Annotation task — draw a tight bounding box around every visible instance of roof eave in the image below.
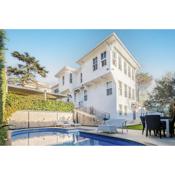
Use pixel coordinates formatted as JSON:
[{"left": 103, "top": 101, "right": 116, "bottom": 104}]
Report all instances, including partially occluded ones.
[
  {"left": 76, "top": 34, "right": 114, "bottom": 65},
  {"left": 55, "top": 66, "right": 76, "bottom": 78},
  {"left": 76, "top": 32, "right": 141, "bottom": 69},
  {"left": 112, "top": 33, "right": 141, "bottom": 69}
]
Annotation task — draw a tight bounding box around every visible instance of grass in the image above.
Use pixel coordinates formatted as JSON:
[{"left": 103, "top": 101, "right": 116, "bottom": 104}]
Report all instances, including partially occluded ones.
[
  {"left": 127, "top": 124, "right": 143, "bottom": 130},
  {"left": 0, "top": 127, "right": 7, "bottom": 145}
]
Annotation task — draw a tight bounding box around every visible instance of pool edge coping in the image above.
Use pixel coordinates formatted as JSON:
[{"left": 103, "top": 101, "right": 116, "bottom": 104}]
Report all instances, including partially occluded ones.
[{"left": 8, "top": 127, "right": 150, "bottom": 146}]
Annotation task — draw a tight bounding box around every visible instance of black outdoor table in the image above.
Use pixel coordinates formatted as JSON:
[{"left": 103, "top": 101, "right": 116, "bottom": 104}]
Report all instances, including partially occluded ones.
[
  {"left": 160, "top": 117, "right": 171, "bottom": 137},
  {"left": 143, "top": 115, "right": 172, "bottom": 137}
]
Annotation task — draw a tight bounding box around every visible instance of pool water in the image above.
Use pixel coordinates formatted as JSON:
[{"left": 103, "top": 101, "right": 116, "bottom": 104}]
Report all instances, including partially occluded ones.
[{"left": 11, "top": 128, "right": 143, "bottom": 146}]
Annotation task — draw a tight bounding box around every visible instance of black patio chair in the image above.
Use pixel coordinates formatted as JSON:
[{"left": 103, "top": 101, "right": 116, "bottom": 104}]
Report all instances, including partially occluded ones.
[
  {"left": 169, "top": 116, "right": 175, "bottom": 137},
  {"left": 145, "top": 115, "right": 165, "bottom": 138},
  {"left": 140, "top": 116, "right": 145, "bottom": 135}
]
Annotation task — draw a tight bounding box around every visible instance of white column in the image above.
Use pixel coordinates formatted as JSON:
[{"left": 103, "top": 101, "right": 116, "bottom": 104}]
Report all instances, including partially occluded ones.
[{"left": 107, "top": 44, "right": 113, "bottom": 71}]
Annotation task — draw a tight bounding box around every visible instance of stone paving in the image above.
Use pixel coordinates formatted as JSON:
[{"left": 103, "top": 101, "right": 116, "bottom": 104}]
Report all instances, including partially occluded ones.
[{"left": 78, "top": 126, "right": 175, "bottom": 146}]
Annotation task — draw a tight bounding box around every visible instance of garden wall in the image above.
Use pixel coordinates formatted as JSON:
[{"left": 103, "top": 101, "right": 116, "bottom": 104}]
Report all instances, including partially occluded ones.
[
  {"left": 8, "top": 111, "right": 73, "bottom": 129},
  {"left": 8, "top": 110, "right": 101, "bottom": 129}
]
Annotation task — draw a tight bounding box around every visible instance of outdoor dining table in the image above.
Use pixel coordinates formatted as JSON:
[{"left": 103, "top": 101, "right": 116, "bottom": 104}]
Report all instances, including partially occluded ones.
[{"left": 160, "top": 117, "right": 172, "bottom": 137}]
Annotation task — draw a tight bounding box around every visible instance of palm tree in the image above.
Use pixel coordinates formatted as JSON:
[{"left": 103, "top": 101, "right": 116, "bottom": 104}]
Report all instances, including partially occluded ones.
[{"left": 7, "top": 51, "right": 48, "bottom": 86}]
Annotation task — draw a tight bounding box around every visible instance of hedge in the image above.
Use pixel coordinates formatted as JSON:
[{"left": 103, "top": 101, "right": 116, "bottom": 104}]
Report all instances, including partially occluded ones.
[
  {"left": 0, "top": 30, "right": 7, "bottom": 124},
  {"left": 5, "top": 93, "right": 74, "bottom": 121},
  {"left": 0, "top": 127, "right": 7, "bottom": 145}
]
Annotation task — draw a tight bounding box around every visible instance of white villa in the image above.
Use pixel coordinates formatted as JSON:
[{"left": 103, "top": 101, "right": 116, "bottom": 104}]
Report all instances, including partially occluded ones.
[{"left": 55, "top": 33, "right": 141, "bottom": 121}]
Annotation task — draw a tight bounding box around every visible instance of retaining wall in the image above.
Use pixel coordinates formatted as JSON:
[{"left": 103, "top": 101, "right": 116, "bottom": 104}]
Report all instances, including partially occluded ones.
[
  {"left": 8, "top": 111, "right": 73, "bottom": 129},
  {"left": 8, "top": 110, "right": 101, "bottom": 129}
]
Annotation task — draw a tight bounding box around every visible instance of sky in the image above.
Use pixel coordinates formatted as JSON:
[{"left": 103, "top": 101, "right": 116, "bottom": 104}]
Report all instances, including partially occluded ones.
[{"left": 5, "top": 29, "right": 175, "bottom": 85}]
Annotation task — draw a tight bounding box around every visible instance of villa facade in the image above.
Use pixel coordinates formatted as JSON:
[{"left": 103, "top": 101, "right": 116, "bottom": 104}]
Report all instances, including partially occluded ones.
[{"left": 55, "top": 33, "right": 140, "bottom": 120}]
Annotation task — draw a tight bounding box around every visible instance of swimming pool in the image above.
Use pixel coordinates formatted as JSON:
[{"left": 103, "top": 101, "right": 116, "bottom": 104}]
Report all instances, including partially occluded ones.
[{"left": 11, "top": 128, "right": 143, "bottom": 146}]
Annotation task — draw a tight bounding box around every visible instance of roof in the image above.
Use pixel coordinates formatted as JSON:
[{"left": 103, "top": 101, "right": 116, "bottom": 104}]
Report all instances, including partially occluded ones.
[
  {"left": 51, "top": 83, "right": 59, "bottom": 89},
  {"left": 76, "top": 32, "right": 141, "bottom": 68},
  {"left": 55, "top": 66, "right": 76, "bottom": 77},
  {"left": 8, "top": 79, "right": 52, "bottom": 89},
  {"left": 36, "top": 81, "right": 51, "bottom": 88},
  {"left": 8, "top": 84, "right": 66, "bottom": 99}
]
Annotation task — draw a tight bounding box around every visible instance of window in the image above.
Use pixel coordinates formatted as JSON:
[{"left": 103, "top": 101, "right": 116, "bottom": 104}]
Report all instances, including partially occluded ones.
[
  {"left": 101, "top": 51, "right": 107, "bottom": 67},
  {"left": 118, "top": 55, "right": 122, "bottom": 71},
  {"left": 54, "top": 88, "right": 59, "bottom": 93},
  {"left": 80, "top": 73, "right": 83, "bottom": 83},
  {"left": 113, "top": 51, "right": 117, "bottom": 59},
  {"left": 69, "top": 73, "right": 72, "bottom": 83},
  {"left": 128, "top": 66, "right": 131, "bottom": 78},
  {"left": 74, "top": 93, "right": 77, "bottom": 102},
  {"left": 106, "top": 81, "right": 112, "bottom": 96},
  {"left": 128, "top": 87, "right": 131, "bottom": 99},
  {"left": 124, "top": 84, "right": 127, "bottom": 98},
  {"left": 93, "top": 57, "right": 98, "bottom": 71},
  {"left": 84, "top": 90, "right": 87, "bottom": 101},
  {"left": 132, "top": 89, "right": 135, "bottom": 100},
  {"left": 132, "top": 69, "right": 135, "bottom": 80},
  {"left": 118, "top": 81, "right": 122, "bottom": 96},
  {"left": 112, "top": 51, "right": 117, "bottom": 67},
  {"left": 119, "top": 104, "right": 123, "bottom": 116},
  {"left": 62, "top": 76, "right": 64, "bottom": 85},
  {"left": 124, "top": 106, "right": 127, "bottom": 116},
  {"left": 124, "top": 62, "right": 127, "bottom": 74}
]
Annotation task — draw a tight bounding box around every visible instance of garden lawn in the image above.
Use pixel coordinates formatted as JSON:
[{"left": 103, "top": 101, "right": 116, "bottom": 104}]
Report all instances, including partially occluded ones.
[{"left": 127, "top": 124, "right": 143, "bottom": 130}]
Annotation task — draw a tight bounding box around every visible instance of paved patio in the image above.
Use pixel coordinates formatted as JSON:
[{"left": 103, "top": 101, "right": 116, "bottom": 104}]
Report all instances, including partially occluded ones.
[{"left": 77, "top": 126, "right": 175, "bottom": 146}]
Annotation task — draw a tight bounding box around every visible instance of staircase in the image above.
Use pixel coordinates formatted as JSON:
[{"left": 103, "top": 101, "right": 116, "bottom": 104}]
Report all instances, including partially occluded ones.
[
  {"left": 76, "top": 106, "right": 110, "bottom": 122},
  {"left": 74, "top": 108, "right": 102, "bottom": 126}
]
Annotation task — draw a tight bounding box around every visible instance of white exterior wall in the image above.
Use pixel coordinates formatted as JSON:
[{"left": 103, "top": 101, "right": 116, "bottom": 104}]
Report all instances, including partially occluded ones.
[
  {"left": 86, "top": 80, "right": 117, "bottom": 118},
  {"left": 76, "top": 45, "right": 111, "bottom": 86},
  {"left": 73, "top": 79, "right": 117, "bottom": 117},
  {"left": 58, "top": 70, "right": 74, "bottom": 94},
  {"left": 110, "top": 45, "right": 138, "bottom": 120}
]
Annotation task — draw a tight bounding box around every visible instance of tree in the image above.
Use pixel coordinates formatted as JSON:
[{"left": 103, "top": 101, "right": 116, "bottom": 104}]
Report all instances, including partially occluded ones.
[
  {"left": 169, "top": 101, "right": 175, "bottom": 118},
  {"left": 7, "top": 51, "right": 48, "bottom": 86},
  {"left": 0, "top": 30, "right": 7, "bottom": 123},
  {"left": 136, "top": 72, "right": 152, "bottom": 105},
  {"left": 144, "top": 72, "right": 175, "bottom": 114}
]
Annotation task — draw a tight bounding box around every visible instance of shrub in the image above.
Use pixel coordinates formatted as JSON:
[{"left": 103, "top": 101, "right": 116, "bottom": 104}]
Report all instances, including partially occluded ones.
[
  {"left": 0, "top": 127, "right": 7, "bottom": 145},
  {"left": 5, "top": 93, "right": 74, "bottom": 121},
  {"left": 169, "top": 101, "right": 175, "bottom": 118},
  {"left": 0, "top": 30, "right": 7, "bottom": 124}
]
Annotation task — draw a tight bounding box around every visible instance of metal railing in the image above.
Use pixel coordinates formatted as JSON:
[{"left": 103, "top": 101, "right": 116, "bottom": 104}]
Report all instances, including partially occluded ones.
[{"left": 77, "top": 106, "right": 110, "bottom": 121}]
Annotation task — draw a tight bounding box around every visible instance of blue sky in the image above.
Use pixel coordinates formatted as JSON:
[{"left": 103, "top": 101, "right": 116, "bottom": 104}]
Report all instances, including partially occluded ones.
[{"left": 5, "top": 29, "right": 175, "bottom": 84}]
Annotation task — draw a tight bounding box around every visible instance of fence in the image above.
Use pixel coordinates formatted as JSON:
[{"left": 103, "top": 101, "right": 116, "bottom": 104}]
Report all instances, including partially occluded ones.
[
  {"left": 8, "top": 111, "right": 73, "bottom": 129},
  {"left": 8, "top": 110, "right": 101, "bottom": 129}
]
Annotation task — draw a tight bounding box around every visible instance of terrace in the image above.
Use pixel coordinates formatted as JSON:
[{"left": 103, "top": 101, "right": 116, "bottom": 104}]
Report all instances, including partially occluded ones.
[{"left": 5, "top": 108, "right": 175, "bottom": 146}]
